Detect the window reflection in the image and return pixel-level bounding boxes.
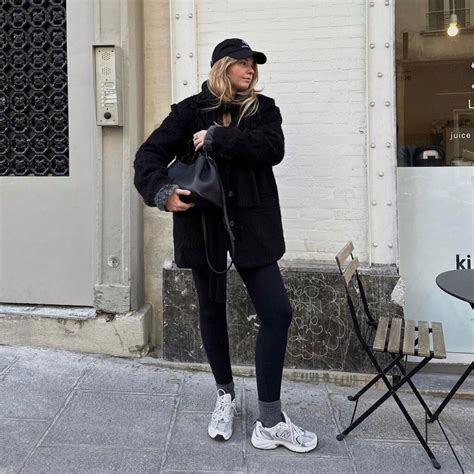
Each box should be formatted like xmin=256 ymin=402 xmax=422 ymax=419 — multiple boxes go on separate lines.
xmin=396 ymin=0 xmax=474 ymax=166
xmin=427 ymin=0 xmax=469 ymax=31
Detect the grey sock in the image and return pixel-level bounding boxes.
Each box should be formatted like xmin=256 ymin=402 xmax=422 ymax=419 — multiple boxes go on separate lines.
xmin=216 ymin=380 xmax=235 ymax=401
xmin=258 ymin=399 xmax=284 ymax=428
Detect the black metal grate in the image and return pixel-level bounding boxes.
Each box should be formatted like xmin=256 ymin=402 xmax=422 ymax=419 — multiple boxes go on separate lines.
xmin=0 ymin=0 xmax=69 ymax=176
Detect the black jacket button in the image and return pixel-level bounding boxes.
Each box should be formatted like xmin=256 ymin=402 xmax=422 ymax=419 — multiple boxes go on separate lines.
xmin=229 ymin=220 xmax=235 ymax=227
xmin=228 ymin=190 xmax=234 ymax=197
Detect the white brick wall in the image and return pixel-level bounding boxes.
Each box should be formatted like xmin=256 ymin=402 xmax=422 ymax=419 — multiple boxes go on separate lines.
xmin=196 ymin=0 xmax=368 ymax=263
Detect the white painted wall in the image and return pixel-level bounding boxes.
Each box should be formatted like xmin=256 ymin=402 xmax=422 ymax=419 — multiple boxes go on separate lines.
xmin=195 ymin=0 xmax=369 ymax=262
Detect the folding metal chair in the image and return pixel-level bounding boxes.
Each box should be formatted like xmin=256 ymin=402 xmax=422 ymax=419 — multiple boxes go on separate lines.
xmin=334 ymin=241 xmax=449 ymax=470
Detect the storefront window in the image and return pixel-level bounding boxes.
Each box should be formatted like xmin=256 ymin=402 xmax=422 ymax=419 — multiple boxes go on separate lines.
xmin=396 ymin=1 xmax=473 ymax=356
xmin=396 ymin=0 xmax=474 ymax=167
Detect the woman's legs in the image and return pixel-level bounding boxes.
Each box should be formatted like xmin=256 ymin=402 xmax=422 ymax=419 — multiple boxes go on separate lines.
xmin=236 ymin=262 xmax=293 ymax=426
xmin=192 ymin=267 xmax=237 ymax=440
xmin=192 ymin=261 xmax=292 ymax=404
xmin=238 ymin=263 xmax=318 ymax=452
xmin=191 ymin=267 xmax=233 ymax=389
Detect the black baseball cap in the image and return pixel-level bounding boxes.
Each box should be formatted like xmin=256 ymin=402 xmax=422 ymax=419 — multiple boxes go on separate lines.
xmin=210 ymin=38 xmax=267 ymax=68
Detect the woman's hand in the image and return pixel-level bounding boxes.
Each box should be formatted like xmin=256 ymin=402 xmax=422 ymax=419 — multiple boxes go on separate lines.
xmin=193 ymin=130 xmax=207 ymax=151
xmin=165 ymin=188 xmax=195 ymax=212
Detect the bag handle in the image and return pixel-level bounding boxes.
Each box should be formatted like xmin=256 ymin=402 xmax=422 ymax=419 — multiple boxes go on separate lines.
xmin=200 ymin=152 xmax=236 ymax=274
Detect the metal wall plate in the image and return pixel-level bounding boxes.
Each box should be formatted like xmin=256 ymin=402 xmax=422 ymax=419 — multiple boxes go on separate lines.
xmin=93 ymin=45 xmax=122 ymax=126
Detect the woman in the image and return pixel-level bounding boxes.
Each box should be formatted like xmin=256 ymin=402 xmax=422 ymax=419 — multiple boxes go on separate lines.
xmin=134 ymin=38 xmax=318 ymax=453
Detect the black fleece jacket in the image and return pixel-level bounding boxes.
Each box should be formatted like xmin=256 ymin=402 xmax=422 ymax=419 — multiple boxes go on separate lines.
xmin=133 ymin=81 xmax=286 ymax=298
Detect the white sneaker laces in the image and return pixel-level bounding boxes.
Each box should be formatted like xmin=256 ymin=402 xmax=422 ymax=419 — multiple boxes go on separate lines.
xmin=282 ymin=414 xmax=305 ymax=444
xmin=212 ymin=393 xmax=237 ymax=423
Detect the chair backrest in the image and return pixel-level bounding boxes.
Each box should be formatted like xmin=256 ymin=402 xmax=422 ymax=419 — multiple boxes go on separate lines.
xmin=335 ymin=241 xmax=377 ymax=345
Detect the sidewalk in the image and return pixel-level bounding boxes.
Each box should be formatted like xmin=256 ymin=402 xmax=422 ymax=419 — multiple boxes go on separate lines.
xmin=0 ymin=344 xmax=472 ymax=474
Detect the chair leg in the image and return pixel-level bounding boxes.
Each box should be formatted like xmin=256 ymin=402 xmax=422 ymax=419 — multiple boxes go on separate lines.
xmin=428 ymin=362 xmax=473 ymax=423
xmin=435 ymin=417 xmax=466 ymax=473
xmin=390 ymin=387 xmax=441 ymax=469
xmin=394 ymin=358 xmax=434 ymax=419
xmin=349 ymin=354 xmax=435 ymax=420
xmin=337 ymin=356 xmax=441 ymax=469
xmin=337 ymin=356 xmax=430 ymax=439
xmin=348 ymin=354 xmax=404 ymax=401
xmin=349 ymin=397 xmax=359 ymax=424
xmin=349 ymin=355 xmax=435 ymax=421
xmin=425 ymin=411 xmax=428 ymax=443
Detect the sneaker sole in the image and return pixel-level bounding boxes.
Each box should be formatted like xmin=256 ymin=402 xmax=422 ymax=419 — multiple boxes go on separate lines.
xmin=208 ymin=425 xmax=232 ymax=441
xmin=251 ymin=431 xmax=318 ymax=453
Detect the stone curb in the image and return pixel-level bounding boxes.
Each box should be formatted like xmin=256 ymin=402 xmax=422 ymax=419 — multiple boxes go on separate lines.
xmin=138 ymin=355 xmax=474 ymax=400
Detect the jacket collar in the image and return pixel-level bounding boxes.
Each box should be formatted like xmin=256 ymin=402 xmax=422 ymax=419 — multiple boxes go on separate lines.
xmin=196 ymin=81 xmax=241 ymax=113
xmin=196 ymin=80 xmax=218 ymax=106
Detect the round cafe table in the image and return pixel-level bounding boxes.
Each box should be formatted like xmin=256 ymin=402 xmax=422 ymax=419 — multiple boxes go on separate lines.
xmin=429 ymin=269 xmax=473 ymax=422
xmin=436 ymin=269 xmax=474 ymax=309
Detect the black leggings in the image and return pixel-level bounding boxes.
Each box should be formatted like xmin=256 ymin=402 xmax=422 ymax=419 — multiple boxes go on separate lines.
xmin=191 ymin=262 xmax=293 ymax=402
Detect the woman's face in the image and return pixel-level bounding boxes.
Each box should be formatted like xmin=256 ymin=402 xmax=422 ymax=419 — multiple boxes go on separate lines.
xmin=227 ymin=57 xmax=256 ymax=91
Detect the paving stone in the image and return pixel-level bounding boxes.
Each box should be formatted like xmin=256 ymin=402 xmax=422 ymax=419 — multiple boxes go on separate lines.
xmin=164 ymin=412 xmax=244 ymax=471
xmin=328 ymin=389 xmax=459 ymax=444
xmin=163 ymin=471 xmax=245 ymax=473
xmin=246 ymin=454 xmax=355 ymax=473
xmin=78 ymin=358 xmax=183 ymax=394
xmin=0 ymin=345 xmax=471 ymax=474
xmin=407 ymin=371 xmax=474 ymax=398
xmin=438 ymin=398 xmax=474 ymax=449
xmin=42 ymin=391 xmax=175 ymax=450
xmin=0 ymin=419 xmax=49 ymax=473
xmin=179 ymin=371 xmax=223 ymax=412
xmin=0 ymin=355 xmax=13 ymax=375
xmin=0 ymin=388 xmax=69 ymax=421
xmin=0 ymin=357 xmax=83 ymax=419
xmin=244 ymin=379 xmax=349 ymax=459
xmin=22 ymin=446 xmax=162 ymax=473
xmin=0 ymin=345 xmax=96 ymax=366
xmin=349 ymin=439 xmax=473 ymax=474
xmin=0 ymin=345 xmax=17 ymax=360
xmin=325 ymin=382 xmax=379 ymax=396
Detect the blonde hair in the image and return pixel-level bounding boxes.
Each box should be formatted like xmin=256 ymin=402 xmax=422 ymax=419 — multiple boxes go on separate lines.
xmin=205 ymin=56 xmax=263 ymax=127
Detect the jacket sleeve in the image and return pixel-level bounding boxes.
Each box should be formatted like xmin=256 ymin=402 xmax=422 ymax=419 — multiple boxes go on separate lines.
xmin=210 ymin=98 xmax=285 ymax=167
xmin=133 ymin=103 xmax=188 ymax=207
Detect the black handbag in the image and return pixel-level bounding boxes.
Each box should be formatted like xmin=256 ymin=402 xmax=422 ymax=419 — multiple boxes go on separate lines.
xmin=167 ymin=145 xmax=235 ymax=274
xmin=168 ymin=147 xmax=221 ymax=210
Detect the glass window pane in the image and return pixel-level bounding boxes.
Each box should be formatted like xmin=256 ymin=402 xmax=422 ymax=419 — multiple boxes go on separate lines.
xmin=396 ymin=0 xmax=474 ymax=355
xmin=396 ymin=0 xmax=474 ymax=168
xmin=428 ymin=0 xmax=445 ymax=30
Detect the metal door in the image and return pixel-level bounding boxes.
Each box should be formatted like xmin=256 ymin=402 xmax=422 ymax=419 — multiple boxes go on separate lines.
xmin=0 ymin=0 xmax=96 ymax=306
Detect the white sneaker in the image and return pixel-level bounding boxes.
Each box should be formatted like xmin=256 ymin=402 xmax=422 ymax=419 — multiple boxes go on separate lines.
xmin=208 ymin=389 xmax=237 ymax=441
xmin=251 ymin=411 xmax=318 ymax=453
